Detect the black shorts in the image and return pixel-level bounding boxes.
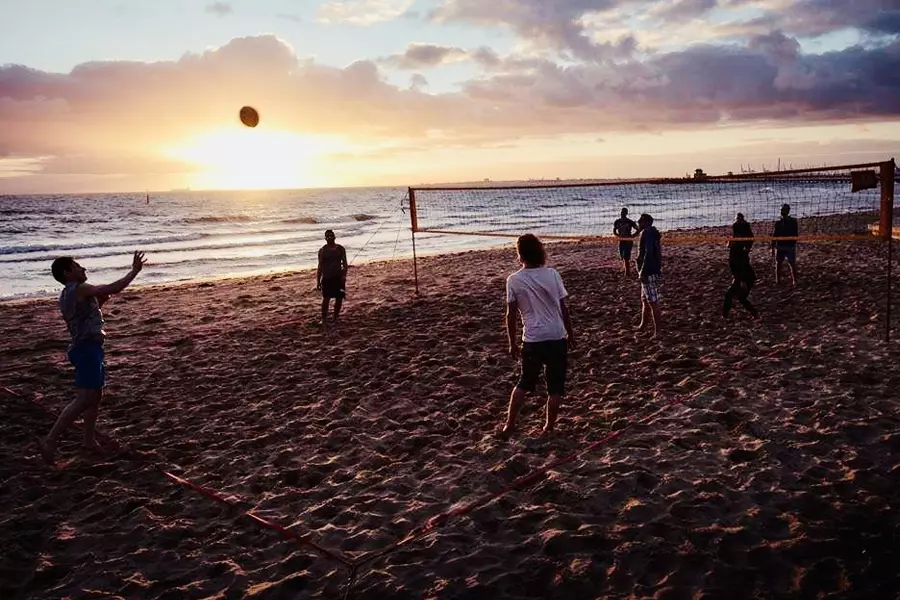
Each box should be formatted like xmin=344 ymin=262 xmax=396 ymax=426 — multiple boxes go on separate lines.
xmin=516 ymin=339 xmax=568 ymax=396
xmin=321 ymin=277 xmax=345 ymax=299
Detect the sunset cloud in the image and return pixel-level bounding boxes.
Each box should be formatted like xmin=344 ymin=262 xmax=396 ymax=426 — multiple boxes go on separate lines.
xmin=1 ymin=0 xmax=899 ymax=191
xmin=317 ymin=0 xmax=416 ymax=26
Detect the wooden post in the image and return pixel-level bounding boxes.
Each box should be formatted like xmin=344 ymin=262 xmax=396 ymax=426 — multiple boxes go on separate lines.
xmin=408 ymin=187 xmax=420 ymax=295
xmin=881 ymin=159 xmax=895 ymax=343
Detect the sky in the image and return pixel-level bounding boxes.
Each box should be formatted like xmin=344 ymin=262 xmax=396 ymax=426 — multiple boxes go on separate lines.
xmin=1 ymin=0 xmax=899 ymax=193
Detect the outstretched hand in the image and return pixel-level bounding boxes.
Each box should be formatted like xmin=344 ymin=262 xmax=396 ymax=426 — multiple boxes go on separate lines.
xmin=132 ymin=251 xmax=147 ymax=273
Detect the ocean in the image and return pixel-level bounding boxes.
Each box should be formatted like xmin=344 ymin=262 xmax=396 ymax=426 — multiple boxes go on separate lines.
xmin=0 ymin=180 xmax=880 ymax=300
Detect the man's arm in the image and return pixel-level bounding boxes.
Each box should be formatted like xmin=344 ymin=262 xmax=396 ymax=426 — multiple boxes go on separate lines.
xmin=76 ymin=251 xmax=145 ymax=301
xmin=560 ymin=299 xmax=575 ymax=348
xmin=316 ymin=250 xmax=322 ymax=289
xmin=506 ymin=300 xmax=519 ymax=357
xmin=341 ymin=246 xmax=348 ymax=278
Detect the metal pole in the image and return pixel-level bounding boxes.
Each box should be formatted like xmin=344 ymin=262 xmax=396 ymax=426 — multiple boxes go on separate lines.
xmin=888 ymin=237 xmax=893 ymax=344
xmin=412 ymin=229 xmax=420 ymax=296
xmin=408 ymin=187 xmax=420 ymax=295
xmin=881 ymin=160 xmax=895 ymax=343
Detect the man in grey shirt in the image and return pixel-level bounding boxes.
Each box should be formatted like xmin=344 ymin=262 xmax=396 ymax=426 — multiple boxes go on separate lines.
xmin=40 ymin=251 xmax=146 ymax=465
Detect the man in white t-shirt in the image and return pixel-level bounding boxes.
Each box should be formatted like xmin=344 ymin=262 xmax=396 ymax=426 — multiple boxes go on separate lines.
xmin=502 ymin=234 xmax=575 ymax=436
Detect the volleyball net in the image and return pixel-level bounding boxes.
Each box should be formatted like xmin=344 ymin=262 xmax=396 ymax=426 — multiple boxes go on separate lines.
xmin=408 ymin=160 xmax=896 ymax=244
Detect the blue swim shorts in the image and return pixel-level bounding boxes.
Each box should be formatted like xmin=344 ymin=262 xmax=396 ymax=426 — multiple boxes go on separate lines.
xmin=68 ymin=342 xmax=106 ymax=389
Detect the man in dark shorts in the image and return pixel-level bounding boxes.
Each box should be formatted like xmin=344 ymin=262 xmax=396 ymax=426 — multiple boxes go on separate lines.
xmin=636 ymin=213 xmax=662 ymax=337
xmin=771 ymin=203 xmax=798 ymax=286
xmin=613 ymin=207 xmax=639 ymax=276
xmin=40 ymin=251 xmax=146 ymax=465
xmin=502 ymin=234 xmax=575 ymax=436
xmin=724 ymin=213 xmax=759 ymax=319
xmin=316 ymin=229 xmax=348 ymax=324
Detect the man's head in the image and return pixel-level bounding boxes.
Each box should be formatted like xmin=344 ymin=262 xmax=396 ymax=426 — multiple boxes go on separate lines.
xmin=324 ymin=229 xmax=336 ymax=244
xmin=51 ymin=257 xmax=86 ymax=285
xmin=736 ymin=212 xmax=746 ymax=223
xmin=516 ymin=234 xmax=546 ymax=267
xmin=621 ymin=207 xmax=628 ymax=218
xmin=781 ymin=204 xmax=790 ymax=217
xmin=638 ymin=213 xmax=653 ymax=228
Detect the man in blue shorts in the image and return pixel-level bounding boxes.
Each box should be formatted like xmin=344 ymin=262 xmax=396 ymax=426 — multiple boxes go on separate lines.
xmin=613 ymin=207 xmax=639 ymax=276
xmin=40 ymin=251 xmax=146 ymax=465
xmin=771 ymin=203 xmax=798 ymax=286
xmin=502 ymin=234 xmax=575 ymax=436
xmin=636 ymin=213 xmax=662 ymax=337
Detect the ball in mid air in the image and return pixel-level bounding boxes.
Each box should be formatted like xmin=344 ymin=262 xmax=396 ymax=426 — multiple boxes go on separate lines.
xmin=240 ymin=106 xmax=260 ymax=128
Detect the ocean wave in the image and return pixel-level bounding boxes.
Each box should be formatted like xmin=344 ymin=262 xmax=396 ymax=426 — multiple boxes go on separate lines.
xmin=0 ymin=233 xmax=207 ymax=257
xmin=281 ymin=216 xmax=319 ymax=225
xmin=186 ymin=215 xmax=254 ymax=224
xmin=0 ymin=232 xmax=324 ymax=264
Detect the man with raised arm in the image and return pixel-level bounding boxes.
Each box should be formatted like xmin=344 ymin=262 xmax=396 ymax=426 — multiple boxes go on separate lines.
xmin=316 ymin=229 xmax=348 ymax=324
xmin=503 ymin=234 xmax=575 ymax=436
xmin=636 ymin=213 xmax=662 ymax=337
xmin=40 ymin=251 xmax=146 ymax=465
xmin=613 ymin=207 xmax=639 ymax=276
xmin=771 ymin=203 xmax=798 ymax=286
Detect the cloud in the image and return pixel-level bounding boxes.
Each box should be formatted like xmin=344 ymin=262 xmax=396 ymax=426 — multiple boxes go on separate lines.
xmin=317 ymin=0 xmax=416 ymax=26
xmin=380 ymin=43 xmax=469 ymax=69
xmin=205 ymin=2 xmax=233 ymax=17
xmin=431 ymin=0 xmax=639 ymax=62
xmin=1 ymin=33 xmax=899 ymax=191
xmin=650 ymin=0 xmax=719 ymax=23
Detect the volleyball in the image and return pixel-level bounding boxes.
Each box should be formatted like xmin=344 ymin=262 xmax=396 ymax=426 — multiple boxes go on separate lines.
xmin=239 ymin=106 xmax=260 ymax=128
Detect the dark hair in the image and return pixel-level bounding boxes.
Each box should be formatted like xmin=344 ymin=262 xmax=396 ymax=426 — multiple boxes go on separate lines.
xmin=736 ymin=212 xmax=745 ymax=221
xmin=325 ymin=229 xmax=335 ymax=237
xmin=51 ymin=256 xmax=75 ymax=284
xmin=621 ymin=207 xmax=628 ymax=216
xmin=516 ymin=234 xmax=546 ymax=267
xmin=781 ymin=204 xmax=790 ymax=215
xmin=639 ymin=213 xmax=653 ymax=225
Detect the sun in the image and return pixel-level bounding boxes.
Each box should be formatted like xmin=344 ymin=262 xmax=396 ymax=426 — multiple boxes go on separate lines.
xmin=168 ymin=127 xmax=346 ymax=190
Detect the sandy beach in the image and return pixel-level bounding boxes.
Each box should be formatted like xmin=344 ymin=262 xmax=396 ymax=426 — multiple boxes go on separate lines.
xmin=2 ymin=237 xmax=900 ymax=599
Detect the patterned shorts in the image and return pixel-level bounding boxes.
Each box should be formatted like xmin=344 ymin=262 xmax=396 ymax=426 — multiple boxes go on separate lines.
xmin=641 ymin=274 xmax=660 ymax=303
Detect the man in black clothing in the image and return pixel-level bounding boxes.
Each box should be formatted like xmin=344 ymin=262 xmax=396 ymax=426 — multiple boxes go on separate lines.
xmin=725 ymin=214 xmax=758 ymax=318
xmin=613 ymin=207 xmax=639 ymax=276
xmin=771 ymin=203 xmax=798 ymax=286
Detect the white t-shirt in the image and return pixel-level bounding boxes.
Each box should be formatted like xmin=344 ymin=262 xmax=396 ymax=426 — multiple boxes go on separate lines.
xmin=506 ymin=267 xmax=568 ymax=342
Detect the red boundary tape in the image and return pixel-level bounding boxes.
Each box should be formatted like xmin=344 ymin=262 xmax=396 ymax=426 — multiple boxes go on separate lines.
xmin=4 ymin=383 xmax=711 ymax=593
xmin=1 ymin=386 xmax=352 ymax=567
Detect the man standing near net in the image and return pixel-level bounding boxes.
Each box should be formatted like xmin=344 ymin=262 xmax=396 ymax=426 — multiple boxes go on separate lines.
xmin=613 ymin=207 xmax=639 ymax=276
xmin=317 ymin=229 xmax=348 ymax=324
xmin=502 ymin=234 xmax=575 ymax=436
xmin=771 ymin=203 xmax=798 ymax=286
xmin=724 ymin=213 xmax=759 ymax=319
xmin=40 ymin=251 xmax=146 ymax=465
xmin=636 ymin=213 xmax=662 ymax=337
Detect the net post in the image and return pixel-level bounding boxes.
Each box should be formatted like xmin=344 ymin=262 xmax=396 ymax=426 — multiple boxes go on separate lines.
xmin=408 ymin=187 xmax=420 ymax=295
xmin=881 ymin=159 xmax=895 ymax=343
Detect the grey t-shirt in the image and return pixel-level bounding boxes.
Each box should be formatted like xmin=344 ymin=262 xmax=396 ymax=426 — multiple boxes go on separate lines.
xmin=60 ymin=283 xmax=105 ymax=344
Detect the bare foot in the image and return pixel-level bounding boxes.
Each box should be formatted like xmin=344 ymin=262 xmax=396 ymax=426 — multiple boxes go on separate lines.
xmin=497 ymin=425 xmax=514 ymax=439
